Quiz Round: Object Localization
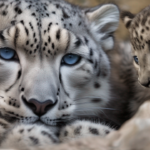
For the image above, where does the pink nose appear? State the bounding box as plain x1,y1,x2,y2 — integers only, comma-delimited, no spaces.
29,99,54,116
22,96,57,116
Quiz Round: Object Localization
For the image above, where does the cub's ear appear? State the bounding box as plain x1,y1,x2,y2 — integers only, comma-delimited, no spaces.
84,4,120,51
121,11,135,29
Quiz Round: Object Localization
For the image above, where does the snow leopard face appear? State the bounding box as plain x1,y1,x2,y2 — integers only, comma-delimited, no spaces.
121,6,150,88
0,0,119,126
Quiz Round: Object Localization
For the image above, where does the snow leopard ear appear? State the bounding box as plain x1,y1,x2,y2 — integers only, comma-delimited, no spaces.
121,11,135,29
84,4,120,51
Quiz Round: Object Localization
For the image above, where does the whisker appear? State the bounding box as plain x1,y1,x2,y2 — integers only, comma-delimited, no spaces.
73,96,103,101
73,113,101,118
74,107,116,110
99,109,109,118
53,118,72,123
72,102,116,110
73,108,110,119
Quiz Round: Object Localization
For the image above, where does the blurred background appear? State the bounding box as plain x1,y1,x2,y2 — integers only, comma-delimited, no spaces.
66,0,150,41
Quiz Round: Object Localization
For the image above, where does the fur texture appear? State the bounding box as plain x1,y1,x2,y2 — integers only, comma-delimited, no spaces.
0,0,149,149
121,6,150,88
0,0,120,148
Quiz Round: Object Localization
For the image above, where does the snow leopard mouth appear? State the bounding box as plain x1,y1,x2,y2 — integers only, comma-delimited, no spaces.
33,118,69,127
0,111,68,127
40,117,70,126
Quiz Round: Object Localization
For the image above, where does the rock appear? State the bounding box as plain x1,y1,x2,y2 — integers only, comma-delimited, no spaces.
108,101,150,150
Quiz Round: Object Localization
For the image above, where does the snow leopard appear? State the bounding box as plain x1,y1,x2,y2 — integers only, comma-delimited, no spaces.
121,6,150,88
0,0,149,149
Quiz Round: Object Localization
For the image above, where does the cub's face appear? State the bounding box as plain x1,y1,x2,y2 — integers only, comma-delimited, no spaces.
0,0,119,126
122,7,150,88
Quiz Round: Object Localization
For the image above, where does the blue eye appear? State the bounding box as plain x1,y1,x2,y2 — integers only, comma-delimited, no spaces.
0,48,15,60
133,56,139,64
62,54,81,65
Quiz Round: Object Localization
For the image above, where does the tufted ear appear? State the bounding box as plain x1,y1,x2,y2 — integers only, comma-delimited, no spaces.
85,4,120,51
121,11,135,29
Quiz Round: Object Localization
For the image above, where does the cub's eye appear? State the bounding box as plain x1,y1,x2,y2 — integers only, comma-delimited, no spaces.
133,56,139,65
0,48,16,60
62,54,81,65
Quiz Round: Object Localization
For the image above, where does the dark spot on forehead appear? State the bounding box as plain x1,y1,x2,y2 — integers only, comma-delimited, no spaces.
135,22,139,27
56,4,60,8
21,88,24,92
0,31,5,41
20,20,24,25
75,37,82,48
49,22,52,27
64,24,66,28
78,22,82,26
48,36,51,43
28,5,32,9
94,61,98,69
62,9,70,19
56,29,61,40
52,11,56,14
0,3,4,8
52,43,55,49
146,26,149,30
14,27,20,47
14,7,22,14
11,20,16,25
84,37,89,44
90,48,93,56
25,27,29,36
26,40,29,45
135,31,138,36
17,70,22,80
32,13,36,16
45,42,47,46
2,11,7,16
141,29,144,33
44,6,47,10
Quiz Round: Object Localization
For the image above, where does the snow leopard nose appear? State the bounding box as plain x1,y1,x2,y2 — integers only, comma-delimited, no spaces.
141,81,150,88
22,96,57,116
139,77,150,88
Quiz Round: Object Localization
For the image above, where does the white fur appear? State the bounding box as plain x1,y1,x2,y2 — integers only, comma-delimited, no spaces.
0,0,120,149
86,4,120,50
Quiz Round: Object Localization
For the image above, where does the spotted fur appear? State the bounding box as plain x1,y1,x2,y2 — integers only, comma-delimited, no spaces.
0,0,150,149
0,0,119,150
121,6,150,88
0,0,127,149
